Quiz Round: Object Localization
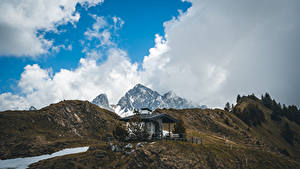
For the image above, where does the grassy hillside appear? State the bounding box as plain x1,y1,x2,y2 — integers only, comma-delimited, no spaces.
232,96,300,160
155,96,300,161
0,100,119,159
1,97,300,168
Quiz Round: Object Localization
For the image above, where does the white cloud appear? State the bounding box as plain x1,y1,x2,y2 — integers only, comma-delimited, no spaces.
0,93,30,110
112,16,125,30
0,48,141,110
82,15,124,59
84,15,108,40
0,0,103,57
51,44,73,53
142,0,300,107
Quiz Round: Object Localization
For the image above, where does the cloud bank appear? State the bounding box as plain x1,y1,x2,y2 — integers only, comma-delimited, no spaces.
142,0,300,107
1,0,300,110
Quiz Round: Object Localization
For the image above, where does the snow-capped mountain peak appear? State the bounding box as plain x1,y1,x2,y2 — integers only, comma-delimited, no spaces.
163,91,178,99
92,93,110,110
117,84,161,114
115,84,205,117
92,84,206,117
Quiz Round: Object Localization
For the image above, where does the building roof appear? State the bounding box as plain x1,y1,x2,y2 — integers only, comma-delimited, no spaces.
140,108,152,112
120,113,177,123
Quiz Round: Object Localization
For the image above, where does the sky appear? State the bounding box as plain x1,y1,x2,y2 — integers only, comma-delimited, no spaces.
0,0,300,110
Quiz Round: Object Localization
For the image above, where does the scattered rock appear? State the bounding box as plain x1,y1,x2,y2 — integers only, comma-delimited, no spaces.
125,143,133,149
89,146,97,151
73,113,82,123
95,152,105,158
136,142,144,148
125,149,135,155
110,143,116,152
115,145,121,152
65,106,72,113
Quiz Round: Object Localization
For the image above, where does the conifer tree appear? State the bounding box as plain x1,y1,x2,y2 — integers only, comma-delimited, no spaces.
127,109,149,140
262,93,272,108
173,120,186,138
113,123,128,141
237,94,241,103
224,102,231,111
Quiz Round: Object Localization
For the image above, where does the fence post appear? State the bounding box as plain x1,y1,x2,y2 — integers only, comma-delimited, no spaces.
191,136,194,143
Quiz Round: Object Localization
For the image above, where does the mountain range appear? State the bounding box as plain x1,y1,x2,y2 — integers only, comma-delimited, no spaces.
92,83,206,117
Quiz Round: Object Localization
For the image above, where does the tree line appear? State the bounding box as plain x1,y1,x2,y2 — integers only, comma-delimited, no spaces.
225,93,300,126
226,93,298,145
261,93,300,125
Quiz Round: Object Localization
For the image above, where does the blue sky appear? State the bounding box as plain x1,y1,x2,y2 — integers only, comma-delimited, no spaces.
1,0,300,110
0,0,191,94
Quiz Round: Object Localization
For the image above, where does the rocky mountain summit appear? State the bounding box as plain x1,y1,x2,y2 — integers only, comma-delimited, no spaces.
117,84,162,114
92,94,111,110
161,91,206,109
92,84,205,117
116,84,205,116
29,106,37,111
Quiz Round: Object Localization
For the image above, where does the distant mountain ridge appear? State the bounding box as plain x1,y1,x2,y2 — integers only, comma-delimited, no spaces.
91,94,112,111
92,84,206,117
29,106,37,111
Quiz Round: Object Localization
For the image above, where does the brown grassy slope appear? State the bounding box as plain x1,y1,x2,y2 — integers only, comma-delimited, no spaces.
2,97,300,168
27,97,300,169
155,108,253,144
232,97,300,160
0,100,119,159
155,99,300,161
29,140,300,169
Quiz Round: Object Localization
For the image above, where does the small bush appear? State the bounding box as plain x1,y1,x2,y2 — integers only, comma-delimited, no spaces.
279,148,290,156
281,123,294,145
173,120,186,138
236,104,265,126
271,113,281,122
127,111,149,141
224,118,230,126
113,124,128,142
